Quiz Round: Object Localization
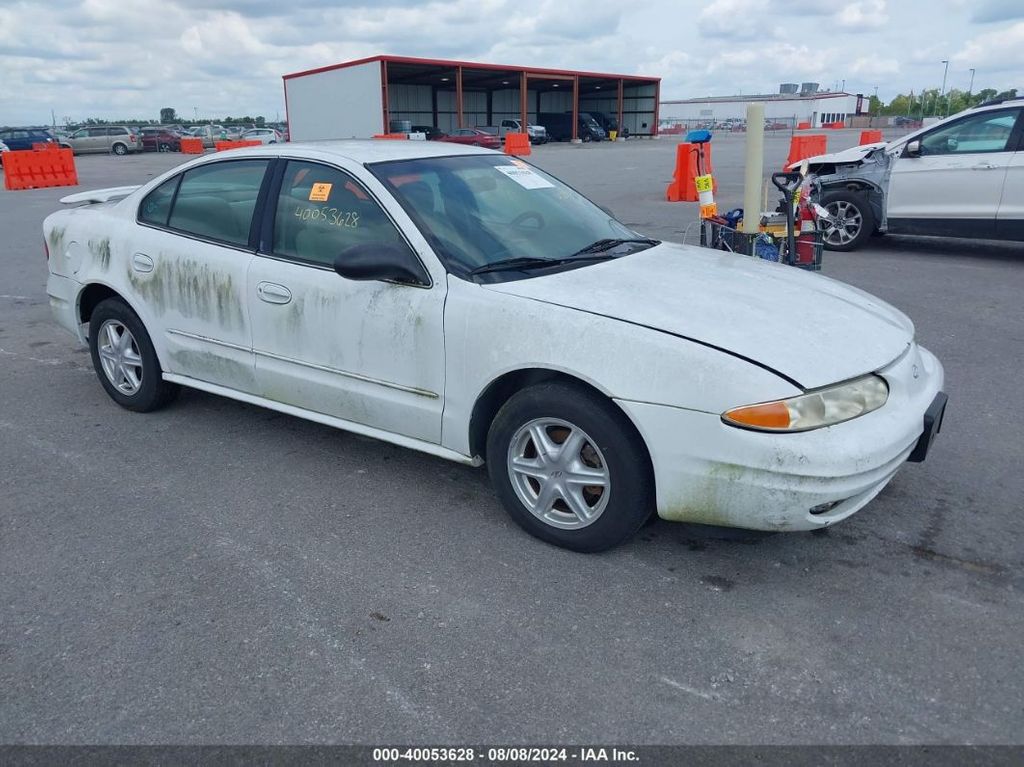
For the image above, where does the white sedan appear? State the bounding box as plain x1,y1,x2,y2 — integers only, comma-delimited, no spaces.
241,128,282,144
44,141,947,551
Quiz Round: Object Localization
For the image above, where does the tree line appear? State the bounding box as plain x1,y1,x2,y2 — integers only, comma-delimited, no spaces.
867,87,1018,118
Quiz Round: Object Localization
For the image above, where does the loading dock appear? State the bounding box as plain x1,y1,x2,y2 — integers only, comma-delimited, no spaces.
283,55,660,142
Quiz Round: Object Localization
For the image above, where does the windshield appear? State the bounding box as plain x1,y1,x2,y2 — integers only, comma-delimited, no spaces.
369,155,643,279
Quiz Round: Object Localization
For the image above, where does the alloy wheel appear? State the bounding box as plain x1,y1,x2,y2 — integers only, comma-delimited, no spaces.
506,418,611,530
97,320,143,395
821,200,863,247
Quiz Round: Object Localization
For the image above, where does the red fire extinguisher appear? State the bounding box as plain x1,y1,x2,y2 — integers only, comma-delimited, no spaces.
794,189,818,267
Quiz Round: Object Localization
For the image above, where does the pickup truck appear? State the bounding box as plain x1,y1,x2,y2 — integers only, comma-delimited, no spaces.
478,119,548,144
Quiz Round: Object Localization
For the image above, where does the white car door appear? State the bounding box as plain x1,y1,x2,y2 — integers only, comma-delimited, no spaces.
887,107,1021,236
130,157,272,392
996,137,1024,240
247,158,446,443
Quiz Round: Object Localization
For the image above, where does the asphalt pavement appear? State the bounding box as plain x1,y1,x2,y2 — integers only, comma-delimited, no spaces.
1,133,1022,745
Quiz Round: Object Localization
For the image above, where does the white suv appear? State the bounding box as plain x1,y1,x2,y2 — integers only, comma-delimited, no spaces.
795,98,1023,250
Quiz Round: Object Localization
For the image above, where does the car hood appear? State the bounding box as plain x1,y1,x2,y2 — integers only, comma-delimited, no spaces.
483,242,913,389
790,141,887,169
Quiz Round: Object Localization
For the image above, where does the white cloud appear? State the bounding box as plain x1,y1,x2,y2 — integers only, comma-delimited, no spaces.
953,20,1024,72
836,0,889,29
0,0,1020,125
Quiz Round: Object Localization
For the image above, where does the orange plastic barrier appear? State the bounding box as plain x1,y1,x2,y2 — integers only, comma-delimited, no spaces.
859,129,883,145
796,122,811,130
823,121,845,129
214,140,262,152
504,132,531,156
3,147,78,191
784,134,827,170
666,142,715,202
372,133,408,140
180,137,204,154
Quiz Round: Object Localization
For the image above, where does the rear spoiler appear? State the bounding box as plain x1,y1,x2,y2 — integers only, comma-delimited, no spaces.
59,185,140,205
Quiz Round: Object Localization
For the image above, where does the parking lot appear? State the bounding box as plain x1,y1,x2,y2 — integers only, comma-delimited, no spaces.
1,133,1022,744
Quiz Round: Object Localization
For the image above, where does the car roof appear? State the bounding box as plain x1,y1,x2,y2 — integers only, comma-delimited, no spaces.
194,139,495,163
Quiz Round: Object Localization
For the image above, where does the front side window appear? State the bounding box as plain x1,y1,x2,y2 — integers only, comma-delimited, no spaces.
167,160,269,246
370,155,644,279
920,109,1021,155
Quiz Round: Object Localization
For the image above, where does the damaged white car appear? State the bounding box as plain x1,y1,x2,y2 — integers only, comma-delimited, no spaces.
794,97,1023,251
45,141,947,551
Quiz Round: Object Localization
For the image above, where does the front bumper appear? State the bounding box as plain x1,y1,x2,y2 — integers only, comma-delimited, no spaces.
616,343,945,531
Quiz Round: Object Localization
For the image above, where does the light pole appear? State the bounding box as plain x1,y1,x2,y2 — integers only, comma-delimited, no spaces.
939,59,949,117
968,68,976,101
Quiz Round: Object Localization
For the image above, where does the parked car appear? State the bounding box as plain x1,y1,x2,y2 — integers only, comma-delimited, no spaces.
241,128,282,144
477,119,548,144
139,127,181,152
61,126,142,155
437,128,501,149
792,97,1024,250
43,141,946,552
411,125,446,140
0,127,55,151
586,111,624,138
537,112,605,142
0,139,8,166
186,125,227,148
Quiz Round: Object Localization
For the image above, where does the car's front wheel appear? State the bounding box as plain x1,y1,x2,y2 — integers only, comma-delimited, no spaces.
487,382,653,552
819,189,875,251
89,298,179,412
158,143,171,152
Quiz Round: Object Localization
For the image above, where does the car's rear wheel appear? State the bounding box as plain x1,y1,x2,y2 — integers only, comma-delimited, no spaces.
89,298,179,412
112,143,128,156
487,382,653,552
158,143,171,152
819,190,875,251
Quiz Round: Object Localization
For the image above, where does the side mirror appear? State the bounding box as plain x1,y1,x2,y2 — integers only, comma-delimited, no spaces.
904,139,922,158
333,243,429,286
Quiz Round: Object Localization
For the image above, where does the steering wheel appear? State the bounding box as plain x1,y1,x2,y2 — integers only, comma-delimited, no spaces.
510,210,545,230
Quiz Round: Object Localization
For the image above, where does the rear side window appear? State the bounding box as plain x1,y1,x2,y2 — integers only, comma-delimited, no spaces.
167,160,270,246
139,176,181,226
271,160,414,269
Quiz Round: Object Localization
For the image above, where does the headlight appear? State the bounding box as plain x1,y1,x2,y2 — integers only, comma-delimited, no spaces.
722,374,889,432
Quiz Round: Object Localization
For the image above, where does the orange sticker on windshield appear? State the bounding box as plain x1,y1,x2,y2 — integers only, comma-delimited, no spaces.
309,183,333,202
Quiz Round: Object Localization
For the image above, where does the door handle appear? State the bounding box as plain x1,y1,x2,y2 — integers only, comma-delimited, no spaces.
971,163,998,170
256,281,292,304
131,253,154,273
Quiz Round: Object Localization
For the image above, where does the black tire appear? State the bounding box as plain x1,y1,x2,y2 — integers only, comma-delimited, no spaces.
89,297,179,412
818,189,875,252
159,143,171,152
486,382,654,552
112,143,128,156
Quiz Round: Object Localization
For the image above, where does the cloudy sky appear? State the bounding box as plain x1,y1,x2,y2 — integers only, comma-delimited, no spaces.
2,0,1022,125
